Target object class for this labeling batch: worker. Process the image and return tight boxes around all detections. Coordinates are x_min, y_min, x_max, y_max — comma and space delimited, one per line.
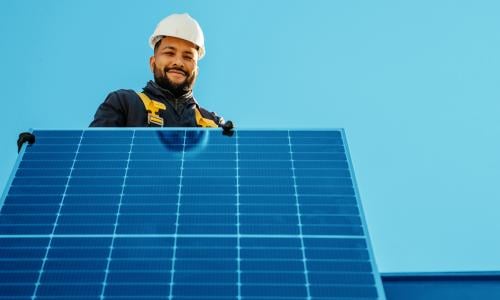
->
90, 13, 227, 128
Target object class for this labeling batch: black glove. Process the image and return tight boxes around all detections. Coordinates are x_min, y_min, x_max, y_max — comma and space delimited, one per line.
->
222, 120, 234, 136
17, 132, 36, 153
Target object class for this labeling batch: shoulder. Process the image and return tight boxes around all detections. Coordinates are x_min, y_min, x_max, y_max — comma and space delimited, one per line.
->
105, 89, 140, 102
90, 89, 144, 127
197, 105, 225, 126
103, 89, 143, 110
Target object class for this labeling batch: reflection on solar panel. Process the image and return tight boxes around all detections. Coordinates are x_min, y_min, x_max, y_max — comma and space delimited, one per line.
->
0, 129, 385, 299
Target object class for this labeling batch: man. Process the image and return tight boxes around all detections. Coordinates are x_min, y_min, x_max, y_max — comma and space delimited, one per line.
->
90, 13, 225, 128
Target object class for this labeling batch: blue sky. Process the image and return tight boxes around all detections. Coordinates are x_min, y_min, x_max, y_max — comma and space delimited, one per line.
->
1, 0, 499, 273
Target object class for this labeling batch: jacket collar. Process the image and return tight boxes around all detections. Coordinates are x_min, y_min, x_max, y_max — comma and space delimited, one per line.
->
143, 80, 198, 106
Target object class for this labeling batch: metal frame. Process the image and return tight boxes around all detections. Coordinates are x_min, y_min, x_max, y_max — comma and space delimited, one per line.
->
342, 128, 387, 299
0, 129, 32, 207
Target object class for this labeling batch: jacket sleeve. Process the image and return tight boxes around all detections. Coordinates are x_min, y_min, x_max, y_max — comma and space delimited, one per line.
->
89, 92, 127, 127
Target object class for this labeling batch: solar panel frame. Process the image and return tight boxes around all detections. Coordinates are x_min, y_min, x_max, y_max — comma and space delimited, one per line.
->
0, 128, 386, 300
340, 128, 386, 298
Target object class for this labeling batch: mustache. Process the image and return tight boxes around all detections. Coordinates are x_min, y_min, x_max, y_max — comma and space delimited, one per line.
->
164, 67, 187, 76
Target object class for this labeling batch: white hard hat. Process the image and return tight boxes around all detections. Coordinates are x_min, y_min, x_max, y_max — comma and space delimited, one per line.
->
149, 13, 205, 60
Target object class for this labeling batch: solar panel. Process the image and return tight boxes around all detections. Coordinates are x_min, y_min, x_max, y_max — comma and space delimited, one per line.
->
0, 129, 386, 299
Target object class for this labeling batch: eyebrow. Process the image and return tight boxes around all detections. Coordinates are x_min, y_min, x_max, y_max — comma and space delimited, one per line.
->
161, 46, 177, 52
161, 46, 195, 57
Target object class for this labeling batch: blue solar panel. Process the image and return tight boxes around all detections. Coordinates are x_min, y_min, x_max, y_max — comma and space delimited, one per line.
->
0, 129, 386, 299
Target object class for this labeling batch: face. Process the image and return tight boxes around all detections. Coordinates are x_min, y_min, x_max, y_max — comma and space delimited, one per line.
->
150, 36, 199, 95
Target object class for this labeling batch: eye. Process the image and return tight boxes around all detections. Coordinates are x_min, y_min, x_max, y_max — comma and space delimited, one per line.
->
164, 51, 175, 56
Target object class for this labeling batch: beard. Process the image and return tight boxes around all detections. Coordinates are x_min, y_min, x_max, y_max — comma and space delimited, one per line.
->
152, 63, 197, 97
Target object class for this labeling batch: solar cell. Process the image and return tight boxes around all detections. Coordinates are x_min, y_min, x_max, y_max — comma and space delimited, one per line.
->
0, 129, 385, 299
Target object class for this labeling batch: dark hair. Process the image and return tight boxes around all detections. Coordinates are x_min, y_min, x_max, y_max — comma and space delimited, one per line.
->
153, 37, 164, 53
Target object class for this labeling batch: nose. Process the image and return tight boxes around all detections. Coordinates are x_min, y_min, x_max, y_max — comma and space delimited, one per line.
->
171, 54, 184, 67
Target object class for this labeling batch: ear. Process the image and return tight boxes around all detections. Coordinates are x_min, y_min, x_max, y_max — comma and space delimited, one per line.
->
149, 56, 155, 73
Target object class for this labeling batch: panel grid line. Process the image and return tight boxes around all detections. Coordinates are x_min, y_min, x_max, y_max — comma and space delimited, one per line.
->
99, 130, 135, 299
30, 131, 84, 300
235, 131, 241, 300
0, 234, 366, 239
287, 130, 312, 300
168, 130, 187, 300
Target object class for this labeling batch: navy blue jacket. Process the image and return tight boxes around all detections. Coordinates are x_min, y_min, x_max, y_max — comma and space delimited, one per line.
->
89, 81, 223, 127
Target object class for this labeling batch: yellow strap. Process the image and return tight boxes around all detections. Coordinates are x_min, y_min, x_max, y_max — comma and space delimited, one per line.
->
137, 92, 150, 110
138, 92, 217, 128
137, 93, 166, 113
137, 92, 166, 126
194, 107, 218, 128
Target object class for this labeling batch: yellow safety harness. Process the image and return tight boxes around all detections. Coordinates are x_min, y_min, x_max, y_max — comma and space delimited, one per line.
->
193, 107, 219, 128
137, 92, 218, 128
137, 92, 166, 126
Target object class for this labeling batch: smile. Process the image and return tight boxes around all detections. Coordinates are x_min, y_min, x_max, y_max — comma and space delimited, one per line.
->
167, 70, 186, 77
